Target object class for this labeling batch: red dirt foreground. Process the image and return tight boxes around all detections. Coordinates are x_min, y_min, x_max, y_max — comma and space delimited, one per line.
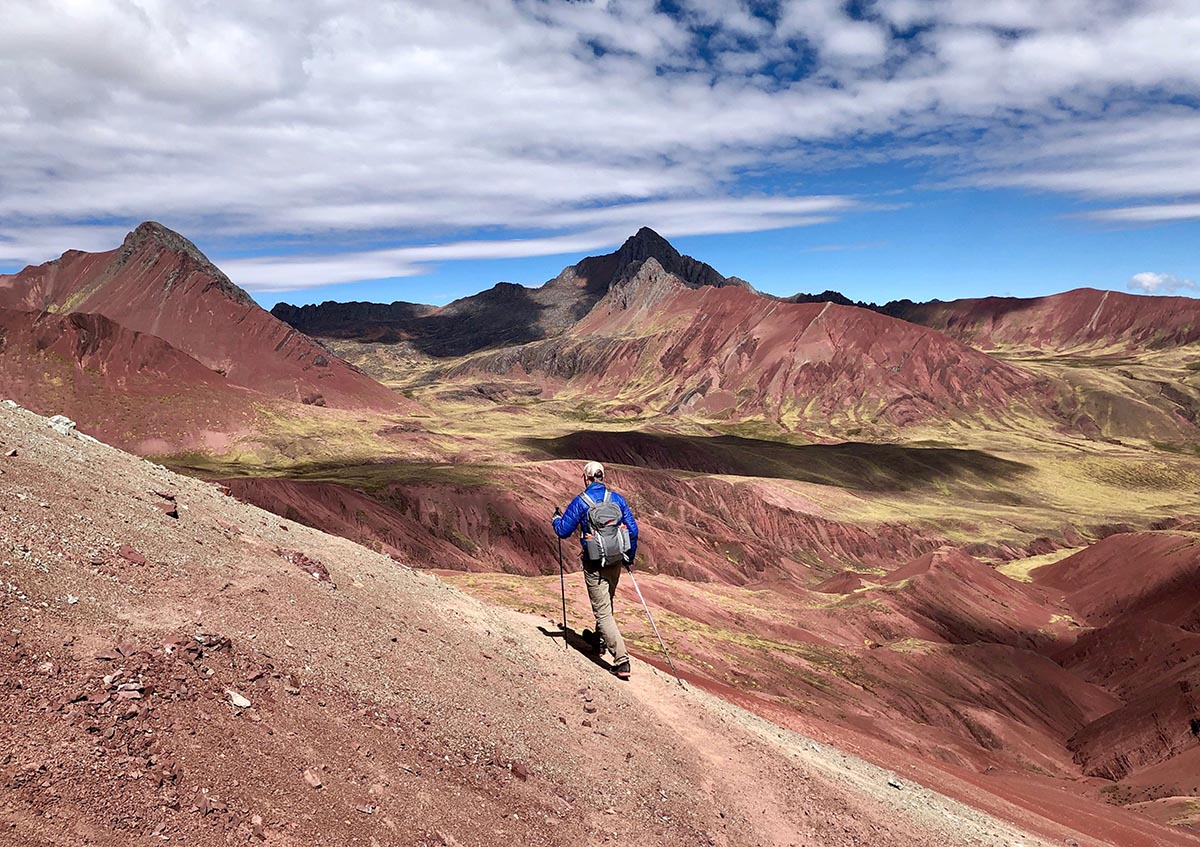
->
0, 222, 404, 412
0, 403, 1081, 847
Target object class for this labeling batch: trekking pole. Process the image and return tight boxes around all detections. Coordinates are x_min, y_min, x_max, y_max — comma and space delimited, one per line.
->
554, 508, 568, 645
624, 563, 685, 689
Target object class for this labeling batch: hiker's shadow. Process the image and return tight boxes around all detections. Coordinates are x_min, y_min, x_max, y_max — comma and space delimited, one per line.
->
537, 625, 614, 671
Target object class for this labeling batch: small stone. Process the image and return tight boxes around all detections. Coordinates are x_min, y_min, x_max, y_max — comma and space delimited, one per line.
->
226, 689, 252, 709
355, 804, 375, 814
511, 762, 530, 781
887, 776, 903, 790
117, 545, 147, 565
3, 449, 15, 458
155, 501, 179, 519
66, 595, 78, 605
303, 769, 323, 789
47, 415, 77, 436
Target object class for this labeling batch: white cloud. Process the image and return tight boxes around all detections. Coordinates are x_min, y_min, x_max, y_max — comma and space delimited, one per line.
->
1083, 202, 1200, 224
223, 195, 858, 291
1128, 272, 1198, 294
1, 0, 1199, 287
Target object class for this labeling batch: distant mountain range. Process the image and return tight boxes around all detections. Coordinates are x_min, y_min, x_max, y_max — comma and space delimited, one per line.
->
274, 226, 1200, 358
271, 226, 750, 357
2, 222, 1198, 449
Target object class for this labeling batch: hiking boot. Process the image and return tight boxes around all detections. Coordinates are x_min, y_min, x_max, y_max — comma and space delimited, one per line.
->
612, 660, 631, 680
584, 628, 607, 656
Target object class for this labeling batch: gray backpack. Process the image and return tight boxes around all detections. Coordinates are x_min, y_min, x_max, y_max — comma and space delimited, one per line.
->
581, 490, 631, 567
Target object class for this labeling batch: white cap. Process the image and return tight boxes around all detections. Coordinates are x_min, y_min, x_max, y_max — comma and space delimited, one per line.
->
583, 460, 604, 480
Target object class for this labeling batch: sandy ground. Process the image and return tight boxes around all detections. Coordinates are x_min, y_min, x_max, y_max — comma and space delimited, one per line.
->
0, 402, 1074, 847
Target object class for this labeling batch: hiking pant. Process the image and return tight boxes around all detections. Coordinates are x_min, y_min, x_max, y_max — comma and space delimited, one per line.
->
584, 563, 628, 665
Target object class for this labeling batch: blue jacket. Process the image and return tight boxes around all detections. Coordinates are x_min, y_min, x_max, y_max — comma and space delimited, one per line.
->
553, 482, 638, 561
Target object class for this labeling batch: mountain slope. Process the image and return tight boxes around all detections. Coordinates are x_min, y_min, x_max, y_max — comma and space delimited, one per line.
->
782, 287, 1200, 354
272, 227, 746, 357
0, 308, 253, 451
0, 401, 1071, 847
0, 223, 401, 410
884, 288, 1200, 353
1031, 534, 1200, 791
445, 261, 1071, 433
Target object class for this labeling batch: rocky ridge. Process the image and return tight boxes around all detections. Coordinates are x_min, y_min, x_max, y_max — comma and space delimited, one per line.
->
272, 227, 742, 357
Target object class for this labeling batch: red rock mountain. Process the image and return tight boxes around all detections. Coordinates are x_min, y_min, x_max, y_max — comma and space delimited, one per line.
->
885, 288, 1200, 352
1033, 533, 1200, 787
451, 260, 1066, 431
272, 227, 748, 357
0, 222, 401, 410
0, 308, 253, 451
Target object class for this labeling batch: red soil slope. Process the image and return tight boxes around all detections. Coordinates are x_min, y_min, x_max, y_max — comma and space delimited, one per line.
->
1, 403, 1067, 847
0, 223, 402, 411
221, 461, 944, 584
880, 548, 1063, 650
1032, 534, 1200, 789
891, 288, 1200, 352
1035, 532, 1200, 628
455, 261, 1069, 431
0, 308, 252, 451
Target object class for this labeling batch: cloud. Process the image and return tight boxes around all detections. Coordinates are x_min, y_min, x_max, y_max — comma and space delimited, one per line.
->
1, 1, 1199, 287
1128, 272, 1198, 294
223, 195, 858, 291
1083, 202, 1200, 224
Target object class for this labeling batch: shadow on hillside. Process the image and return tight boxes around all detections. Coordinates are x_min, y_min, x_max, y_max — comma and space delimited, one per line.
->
523, 430, 1031, 493
538, 624, 616, 672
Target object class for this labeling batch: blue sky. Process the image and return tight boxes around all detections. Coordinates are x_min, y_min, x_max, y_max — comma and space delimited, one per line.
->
2, 0, 1198, 307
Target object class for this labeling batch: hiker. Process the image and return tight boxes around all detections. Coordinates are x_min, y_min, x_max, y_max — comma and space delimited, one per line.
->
553, 461, 638, 680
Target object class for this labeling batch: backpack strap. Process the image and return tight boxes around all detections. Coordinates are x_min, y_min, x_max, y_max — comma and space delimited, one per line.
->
603, 490, 612, 503
580, 492, 598, 508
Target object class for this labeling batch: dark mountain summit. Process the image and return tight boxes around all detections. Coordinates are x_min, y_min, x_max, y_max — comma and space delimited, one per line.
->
273, 227, 741, 357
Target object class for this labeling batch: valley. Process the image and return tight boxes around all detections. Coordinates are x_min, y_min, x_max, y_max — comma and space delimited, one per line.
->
3, 224, 1199, 844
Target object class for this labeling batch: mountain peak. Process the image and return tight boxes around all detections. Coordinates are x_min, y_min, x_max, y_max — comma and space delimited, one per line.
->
616, 227, 679, 264
122, 221, 205, 259
603, 226, 729, 290
118, 221, 255, 308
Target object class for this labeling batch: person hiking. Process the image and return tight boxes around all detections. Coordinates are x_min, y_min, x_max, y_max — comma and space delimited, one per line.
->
552, 461, 638, 680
